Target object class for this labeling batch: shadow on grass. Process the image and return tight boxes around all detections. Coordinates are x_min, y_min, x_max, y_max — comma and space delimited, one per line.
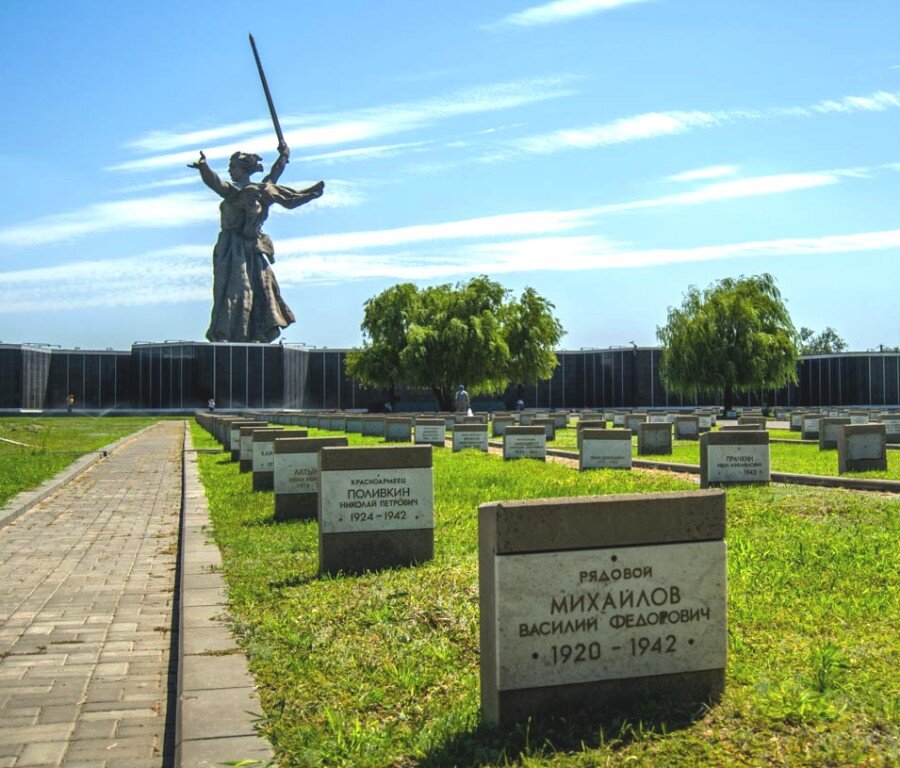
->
267, 573, 319, 591
240, 516, 282, 528
417, 701, 709, 767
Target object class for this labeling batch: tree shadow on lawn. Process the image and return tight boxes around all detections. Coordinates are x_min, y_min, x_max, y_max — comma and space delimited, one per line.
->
266, 573, 319, 592
417, 699, 711, 767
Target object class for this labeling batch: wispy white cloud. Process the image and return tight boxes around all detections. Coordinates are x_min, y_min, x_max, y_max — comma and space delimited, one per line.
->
811, 90, 900, 114
116, 174, 200, 193
269, 227, 900, 284
277, 208, 599, 254
277, 169, 853, 254
0, 161, 862, 251
490, 89, 900, 160
596, 172, 842, 214
112, 77, 578, 172
666, 165, 739, 183
487, 110, 729, 160
0, 246, 210, 313
301, 140, 431, 165
489, 0, 652, 29
0, 193, 214, 247
462, 228, 900, 274
128, 119, 278, 153
5, 226, 898, 312
0, 182, 363, 248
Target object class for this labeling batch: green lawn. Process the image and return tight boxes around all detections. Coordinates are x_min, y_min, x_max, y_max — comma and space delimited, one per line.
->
192, 422, 900, 767
0, 417, 161, 507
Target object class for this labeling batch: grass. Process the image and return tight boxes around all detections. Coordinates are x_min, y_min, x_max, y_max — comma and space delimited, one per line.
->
192, 422, 899, 767
0, 417, 161, 507
547, 428, 900, 480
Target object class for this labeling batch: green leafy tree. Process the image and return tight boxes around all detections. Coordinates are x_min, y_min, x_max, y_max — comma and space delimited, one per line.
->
344, 283, 418, 408
504, 287, 565, 402
799, 326, 848, 355
657, 273, 799, 412
346, 277, 564, 410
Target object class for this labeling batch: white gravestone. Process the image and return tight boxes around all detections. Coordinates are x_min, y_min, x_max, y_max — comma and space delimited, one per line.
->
579, 430, 632, 470
320, 467, 434, 533
503, 427, 546, 460
495, 542, 727, 690
251, 428, 285, 491
273, 436, 347, 520
801, 416, 821, 440
848, 432, 883, 460
706, 445, 769, 482
275, 452, 317, 494
881, 418, 900, 441
230, 421, 265, 459
702, 434, 771, 487
318, 445, 434, 575
453, 424, 489, 452
385, 417, 412, 442
492, 417, 515, 437
479, 491, 727, 725
414, 420, 446, 446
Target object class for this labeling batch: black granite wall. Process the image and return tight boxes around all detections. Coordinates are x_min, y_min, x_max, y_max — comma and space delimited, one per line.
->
1, 343, 897, 411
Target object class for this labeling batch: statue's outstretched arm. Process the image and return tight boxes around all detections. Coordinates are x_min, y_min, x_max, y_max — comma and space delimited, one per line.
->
188, 151, 231, 198
263, 144, 290, 185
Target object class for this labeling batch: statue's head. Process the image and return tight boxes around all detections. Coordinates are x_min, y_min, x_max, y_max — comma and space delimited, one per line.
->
228, 151, 264, 180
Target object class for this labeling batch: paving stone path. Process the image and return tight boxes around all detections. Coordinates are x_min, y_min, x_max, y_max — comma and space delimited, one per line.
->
0, 421, 184, 768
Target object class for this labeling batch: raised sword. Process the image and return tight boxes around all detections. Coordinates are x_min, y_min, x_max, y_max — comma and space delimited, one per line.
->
249, 33, 287, 153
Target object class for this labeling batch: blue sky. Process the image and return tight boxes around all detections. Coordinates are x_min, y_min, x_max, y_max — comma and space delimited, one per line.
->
1, 0, 898, 351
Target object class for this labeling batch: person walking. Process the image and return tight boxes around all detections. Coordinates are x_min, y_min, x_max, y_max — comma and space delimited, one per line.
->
455, 385, 470, 415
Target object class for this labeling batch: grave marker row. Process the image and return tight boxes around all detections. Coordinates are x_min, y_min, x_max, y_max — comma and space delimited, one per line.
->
196, 413, 730, 727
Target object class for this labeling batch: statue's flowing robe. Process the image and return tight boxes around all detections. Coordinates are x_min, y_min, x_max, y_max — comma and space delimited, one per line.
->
199, 164, 319, 343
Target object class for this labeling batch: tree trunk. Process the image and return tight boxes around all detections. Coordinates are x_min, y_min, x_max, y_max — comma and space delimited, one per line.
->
432, 385, 451, 412
723, 383, 734, 414
389, 381, 397, 410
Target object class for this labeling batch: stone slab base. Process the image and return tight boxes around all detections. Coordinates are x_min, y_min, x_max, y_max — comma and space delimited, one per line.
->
319, 528, 434, 575
274, 492, 316, 521
252, 471, 273, 492
487, 667, 724, 726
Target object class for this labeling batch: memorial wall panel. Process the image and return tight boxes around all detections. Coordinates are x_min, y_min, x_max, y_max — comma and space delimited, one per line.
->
263, 346, 283, 409
46, 353, 68, 408
229, 344, 247, 408
323, 350, 341, 409
3, 342, 897, 411
307, 351, 325, 410
870, 356, 885, 405
0, 348, 22, 409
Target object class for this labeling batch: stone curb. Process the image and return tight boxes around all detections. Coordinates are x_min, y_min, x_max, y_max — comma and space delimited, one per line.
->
771, 437, 899, 451
175, 426, 275, 767
487, 441, 900, 494
770, 437, 818, 445
0, 421, 164, 530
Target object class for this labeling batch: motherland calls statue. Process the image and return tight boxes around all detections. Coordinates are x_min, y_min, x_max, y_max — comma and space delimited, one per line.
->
189, 35, 323, 343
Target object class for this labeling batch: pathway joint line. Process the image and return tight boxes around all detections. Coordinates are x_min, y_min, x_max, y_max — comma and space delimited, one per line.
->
175, 424, 274, 767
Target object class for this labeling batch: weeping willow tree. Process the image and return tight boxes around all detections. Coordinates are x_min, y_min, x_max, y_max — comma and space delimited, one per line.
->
346, 277, 564, 411
656, 273, 799, 412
